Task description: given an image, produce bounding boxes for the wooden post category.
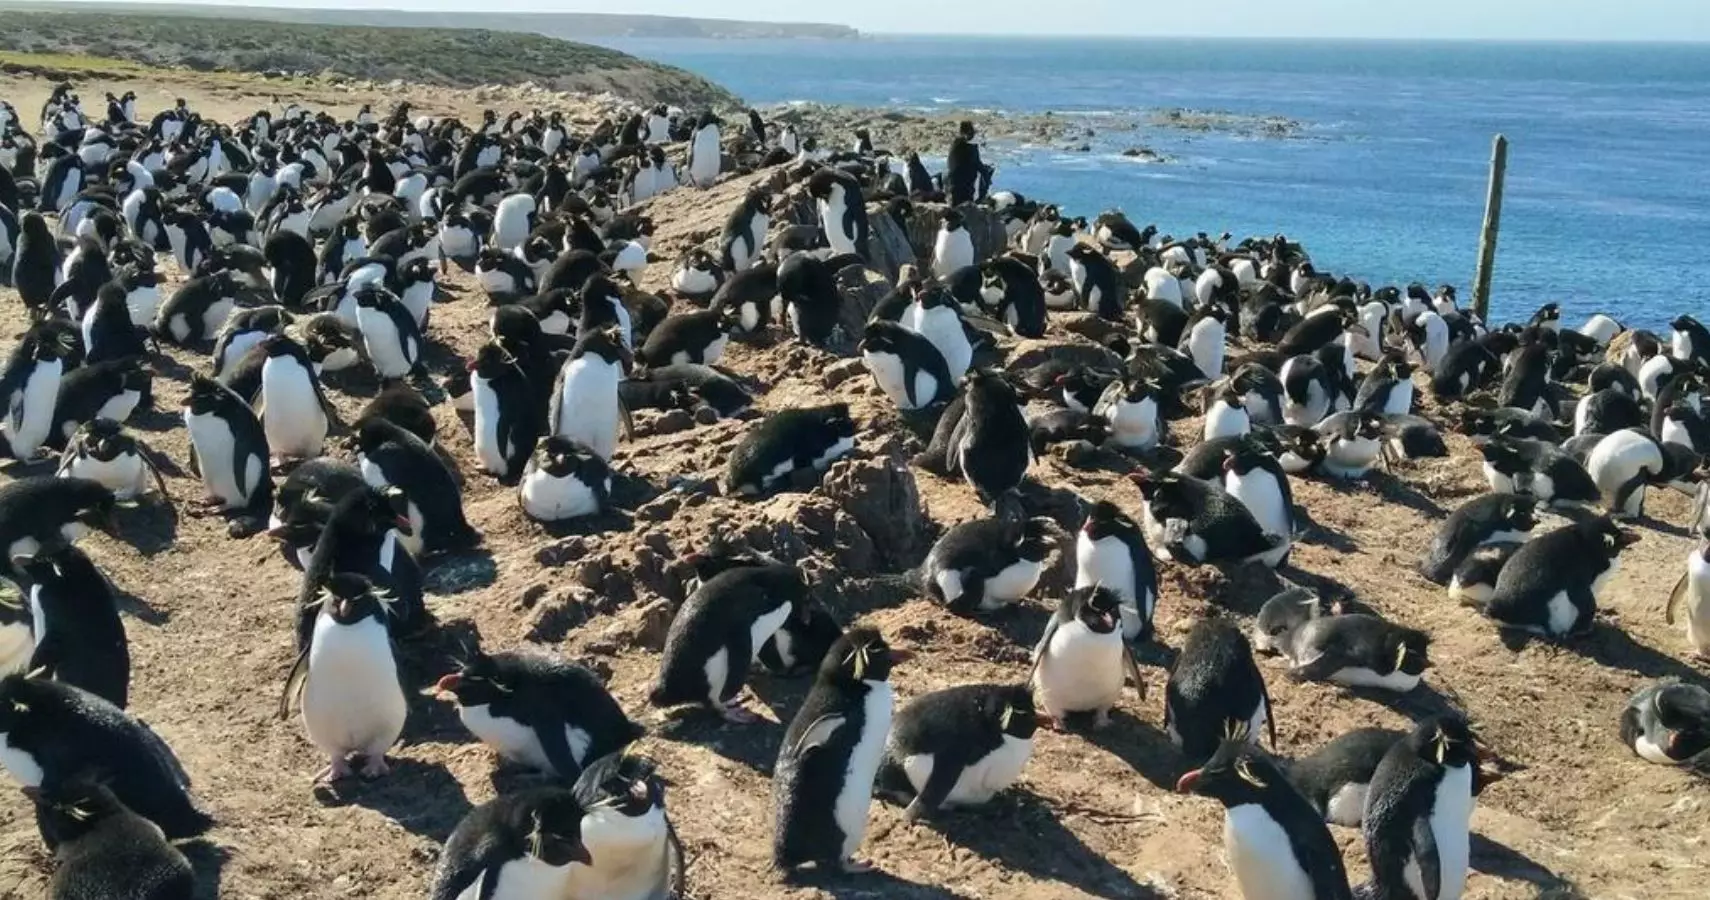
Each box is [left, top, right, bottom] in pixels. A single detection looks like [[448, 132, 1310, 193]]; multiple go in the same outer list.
[[1472, 134, 1508, 322]]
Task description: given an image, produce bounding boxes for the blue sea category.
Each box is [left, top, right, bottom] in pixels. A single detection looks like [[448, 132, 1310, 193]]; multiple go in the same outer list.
[[600, 37, 1709, 328]]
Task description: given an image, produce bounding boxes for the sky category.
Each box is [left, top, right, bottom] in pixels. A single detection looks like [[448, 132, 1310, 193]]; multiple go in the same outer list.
[[60, 0, 1710, 41]]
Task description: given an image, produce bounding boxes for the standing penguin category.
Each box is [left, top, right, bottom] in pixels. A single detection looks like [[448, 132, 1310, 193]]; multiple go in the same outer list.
[[1362, 716, 1482, 900], [1585, 428, 1688, 520], [685, 112, 723, 188], [858, 320, 954, 411], [1031, 586, 1143, 729], [1620, 681, 1710, 765], [808, 168, 869, 258], [900, 285, 973, 381], [470, 340, 540, 484], [12, 212, 60, 313], [1252, 589, 1431, 692], [0, 325, 70, 460], [279, 573, 407, 783], [945, 369, 1032, 506], [1222, 440, 1295, 568], [1204, 386, 1252, 441], [1066, 243, 1122, 319], [1075, 500, 1160, 642], [719, 188, 771, 273], [1666, 541, 1710, 659], [182, 374, 272, 534], [27, 780, 196, 900], [1418, 493, 1537, 586], [549, 328, 630, 463], [258, 334, 332, 461], [354, 415, 478, 556], [1478, 516, 1636, 638], [564, 753, 685, 900], [1165, 616, 1276, 764], [880, 682, 1036, 820], [429, 786, 593, 900], [772, 627, 905, 875], [931, 210, 975, 280], [1177, 737, 1355, 900], [18, 545, 129, 708], [650, 563, 808, 722], [435, 649, 643, 780], [354, 285, 422, 380]]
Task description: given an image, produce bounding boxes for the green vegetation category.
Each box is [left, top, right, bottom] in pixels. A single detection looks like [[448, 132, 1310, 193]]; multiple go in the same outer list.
[[0, 10, 740, 107]]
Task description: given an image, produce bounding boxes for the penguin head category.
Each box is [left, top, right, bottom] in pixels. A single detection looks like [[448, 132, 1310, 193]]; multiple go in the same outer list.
[[1175, 736, 1279, 805], [434, 648, 513, 709], [1251, 588, 1320, 654], [315, 572, 391, 626], [1068, 585, 1123, 636], [1500, 495, 1538, 535], [941, 209, 965, 233], [1081, 500, 1136, 544], [470, 339, 523, 380], [1405, 715, 1483, 770], [575, 753, 666, 820], [990, 684, 1039, 741], [1011, 517, 1056, 562], [820, 627, 905, 686], [857, 320, 902, 355], [182, 373, 232, 416], [1582, 516, 1640, 559], [343, 486, 414, 539], [1220, 438, 1274, 478], [1653, 685, 1710, 760], [74, 418, 130, 463], [913, 284, 954, 313], [22, 779, 129, 844], [1531, 302, 1562, 326]]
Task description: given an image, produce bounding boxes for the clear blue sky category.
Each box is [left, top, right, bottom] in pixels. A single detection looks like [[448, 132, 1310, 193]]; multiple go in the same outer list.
[[63, 0, 1710, 41]]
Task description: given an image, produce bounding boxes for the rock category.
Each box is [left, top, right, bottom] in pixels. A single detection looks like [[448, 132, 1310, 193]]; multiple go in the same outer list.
[[755, 493, 874, 569], [1004, 339, 1125, 379], [693, 405, 721, 425], [863, 210, 917, 284], [642, 531, 673, 555], [653, 409, 696, 436], [516, 583, 549, 610], [599, 598, 674, 653], [832, 265, 892, 347], [820, 455, 928, 567], [1057, 313, 1127, 345], [600, 571, 636, 607], [536, 536, 588, 567], [823, 358, 868, 389], [635, 495, 681, 522], [903, 203, 1006, 269], [525, 593, 585, 644], [574, 555, 613, 590]]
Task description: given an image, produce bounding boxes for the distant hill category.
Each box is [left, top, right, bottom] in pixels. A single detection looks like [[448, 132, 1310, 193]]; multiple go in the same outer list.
[[0, 9, 743, 107], [0, 2, 861, 40]]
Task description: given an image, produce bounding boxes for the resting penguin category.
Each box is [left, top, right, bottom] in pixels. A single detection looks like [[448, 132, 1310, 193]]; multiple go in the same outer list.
[[434, 649, 643, 780], [1418, 493, 1536, 585], [1165, 616, 1276, 764], [1031, 586, 1144, 729], [1478, 516, 1636, 637], [1094, 376, 1162, 452], [899, 285, 973, 381], [1361, 716, 1482, 900], [1223, 439, 1295, 568], [917, 516, 1054, 614], [16, 544, 129, 708], [1133, 471, 1283, 567], [56, 419, 170, 502], [564, 753, 685, 900], [470, 340, 540, 485], [978, 256, 1047, 337], [1252, 589, 1431, 692], [354, 415, 479, 556], [0, 673, 213, 840], [154, 270, 238, 345], [1283, 726, 1406, 827], [859, 320, 954, 411], [878, 682, 1036, 820], [650, 562, 808, 723], [807, 168, 869, 258], [1074, 500, 1159, 642], [182, 374, 271, 534], [772, 627, 904, 875], [723, 404, 856, 497], [0, 476, 116, 581], [27, 780, 196, 900], [1665, 541, 1710, 659], [279, 572, 407, 783], [638, 309, 732, 368], [1177, 738, 1355, 900], [1620, 681, 1710, 765], [1447, 542, 1523, 608], [429, 786, 593, 900], [520, 436, 613, 524], [1477, 436, 1601, 508]]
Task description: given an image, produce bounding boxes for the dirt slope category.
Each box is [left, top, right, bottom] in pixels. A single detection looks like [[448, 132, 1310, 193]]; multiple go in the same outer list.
[[0, 73, 1706, 900]]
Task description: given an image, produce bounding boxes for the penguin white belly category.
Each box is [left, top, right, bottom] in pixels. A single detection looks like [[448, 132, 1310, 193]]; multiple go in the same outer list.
[[1204, 404, 1250, 440], [818, 195, 857, 256], [984, 559, 1043, 607], [5, 361, 62, 459], [1634, 735, 1680, 765], [521, 470, 603, 522], [673, 266, 718, 297], [357, 307, 414, 379], [261, 363, 327, 458], [1403, 764, 1473, 900], [1187, 322, 1225, 379], [220, 331, 268, 374], [1034, 622, 1125, 718], [1227, 469, 1291, 543], [566, 807, 670, 900], [1077, 535, 1146, 638], [471, 375, 508, 476], [1105, 398, 1159, 450], [0, 732, 45, 786], [701, 647, 731, 705], [1384, 380, 1415, 416], [836, 681, 893, 860], [302, 617, 406, 759], [1224, 804, 1316, 900], [903, 734, 1032, 807], [1322, 436, 1380, 478], [66, 452, 148, 500], [1325, 663, 1421, 692], [201, 299, 235, 339], [688, 130, 721, 187], [1683, 551, 1710, 655], [554, 359, 622, 461], [458, 856, 573, 900], [1661, 417, 1693, 450], [185, 411, 252, 508], [1144, 268, 1183, 306], [401, 283, 433, 329], [1545, 591, 1578, 636], [459, 704, 590, 775], [811, 435, 856, 472], [1587, 431, 1662, 516], [932, 232, 973, 280], [863, 351, 916, 409], [126, 285, 161, 327], [1325, 782, 1368, 827], [912, 370, 941, 409], [749, 601, 794, 667]]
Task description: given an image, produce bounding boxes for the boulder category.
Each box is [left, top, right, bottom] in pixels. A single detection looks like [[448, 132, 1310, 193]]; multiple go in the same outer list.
[[821, 455, 929, 568], [903, 202, 1007, 269]]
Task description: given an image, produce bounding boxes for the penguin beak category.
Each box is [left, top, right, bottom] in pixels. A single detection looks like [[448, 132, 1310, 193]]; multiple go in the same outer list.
[[570, 841, 593, 867], [1175, 769, 1202, 794], [434, 673, 461, 696], [394, 516, 415, 536]]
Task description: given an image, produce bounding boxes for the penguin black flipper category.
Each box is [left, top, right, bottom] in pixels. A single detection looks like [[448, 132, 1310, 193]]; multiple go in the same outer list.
[[665, 815, 688, 898], [1410, 815, 1444, 900], [535, 712, 583, 782], [278, 645, 310, 719]]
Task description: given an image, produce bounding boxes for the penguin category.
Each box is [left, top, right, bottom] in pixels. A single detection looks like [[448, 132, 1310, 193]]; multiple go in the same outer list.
[[1418, 493, 1537, 585], [1075, 500, 1160, 642], [723, 404, 856, 497], [1574, 387, 1644, 437], [353, 285, 422, 380], [564, 752, 685, 900], [1284, 727, 1406, 826], [1231, 363, 1286, 426], [212, 305, 290, 376], [264, 228, 319, 309], [1355, 353, 1416, 417], [1314, 411, 1386, 479], [976, 255, 1047, 338], [182, 374, 271, 532], [711, 261, 781, 335], [1361, 716, 1482, 900], [154, 270, 237, 345], [55, 419, 170, 502], [1477, 436, 1601, 508], [1165, 616, 1276, 764], [650, 562, 808, 723], [880, 682, 1036, 820], [807, 168, 869, 258], [1479, 516, 1636, 637], [686, 112, 722, 188], [1252, 589, 1431, 692], [1222, 439, 1295, 568], [1406, 309, 1452, 372], [578, 274, 634, 349], [1620, 681, 1710, 765], [1672, 314, 1710, 365], [772, 626, 904, 875], [1665, 541, 1710, 659], [469, 340, 540, 485], [918, 516, 1054, 614], [1280, 354, 1333, 426], [26, 780, 196, 900], [1447, 542, 1522, 608], [1497, 342, 1555, 419], [931, 210, 975, 280], [1094, 376, 1162, 452], [899, 285, 972, 381], [284, 482, 426, 647], [16, 543, 127, 708], [435, 649, 643, 780], [257, 334, 331, 461], [80, 279, 151, 366], [1177, 737, 1355, 900], [279, 572, 406, 783], [671, 249, 725, 302], [519, 436, 612, 525], [548, 328, 630, 463], [354, 415, 479, 556], [0, 673, 213, 839], [777, 251, 846, 347], [1204, 386, 1252, 441], [1066, 243, 1122, 319], [1182, 305, 1228, 379], [1041, 268, 1078, 311], [1134, 470, 1283, 567], [429, 786, 594, 900], [1585, 428, 1683, 519], [719, 188, 770, 273], [946, 369, 1033, 506], [0, 324, 70, 460], [1031, 586, 1143, 729], [858, 320, 954, 411]]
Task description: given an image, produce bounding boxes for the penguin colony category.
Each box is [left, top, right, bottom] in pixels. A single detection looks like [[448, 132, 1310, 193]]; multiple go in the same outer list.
[[0, 79, 1705, 900]]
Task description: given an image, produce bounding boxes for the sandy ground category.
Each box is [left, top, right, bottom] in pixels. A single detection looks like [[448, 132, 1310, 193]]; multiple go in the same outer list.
[[0, 71, 1707, 900]]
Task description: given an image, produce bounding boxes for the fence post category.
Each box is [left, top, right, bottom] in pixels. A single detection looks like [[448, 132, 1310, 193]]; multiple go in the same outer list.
[[1472, 134, 1508, 322]]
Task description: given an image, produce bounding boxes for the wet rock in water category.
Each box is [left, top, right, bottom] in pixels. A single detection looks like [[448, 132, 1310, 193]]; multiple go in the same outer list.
[[821, 455, 928, 567]]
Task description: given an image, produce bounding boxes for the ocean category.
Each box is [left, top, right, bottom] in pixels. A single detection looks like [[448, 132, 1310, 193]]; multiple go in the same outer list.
[[601, 37, 1709, 329]]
